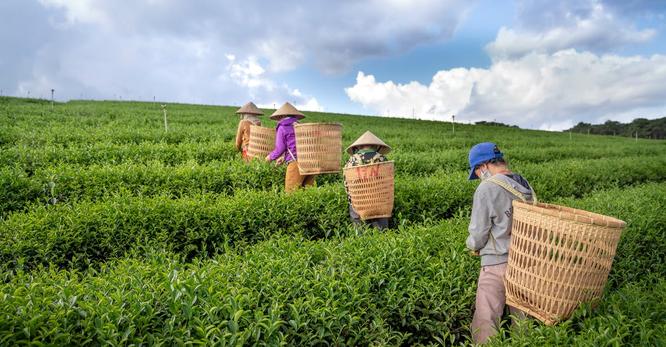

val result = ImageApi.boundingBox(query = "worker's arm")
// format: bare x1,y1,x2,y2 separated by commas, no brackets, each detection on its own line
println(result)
268,126,286,161
466,186,493,252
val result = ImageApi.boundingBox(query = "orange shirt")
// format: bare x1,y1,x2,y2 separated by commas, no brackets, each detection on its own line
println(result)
235,119,261,150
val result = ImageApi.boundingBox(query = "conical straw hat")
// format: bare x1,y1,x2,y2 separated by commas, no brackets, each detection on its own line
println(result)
270,102,305,120
236,102,264,115
346,131,391,154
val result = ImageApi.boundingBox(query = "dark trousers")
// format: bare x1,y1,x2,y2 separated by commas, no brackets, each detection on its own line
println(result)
349,205,389,230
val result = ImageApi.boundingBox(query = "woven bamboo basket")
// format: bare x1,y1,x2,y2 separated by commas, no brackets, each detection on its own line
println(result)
504,200,626,325
294,123,342,174
247,125,275,160
343,161,394,220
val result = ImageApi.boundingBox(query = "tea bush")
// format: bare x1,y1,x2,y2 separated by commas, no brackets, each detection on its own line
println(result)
4,157,666,272
0,141,238,168
2,153,664,216
2,97,665,345
0,183,663,345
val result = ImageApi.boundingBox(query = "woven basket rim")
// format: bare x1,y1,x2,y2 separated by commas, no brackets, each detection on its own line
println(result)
505,297,559,326
513,200,626,229
294,122,342,128
343,160,394,172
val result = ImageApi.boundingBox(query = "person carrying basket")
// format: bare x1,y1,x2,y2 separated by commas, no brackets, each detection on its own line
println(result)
265,102,316,192
344,131,392,230
466,142,535,344
234,102,264,162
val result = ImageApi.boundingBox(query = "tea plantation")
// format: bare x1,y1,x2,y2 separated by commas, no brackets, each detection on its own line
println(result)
1,97,664,345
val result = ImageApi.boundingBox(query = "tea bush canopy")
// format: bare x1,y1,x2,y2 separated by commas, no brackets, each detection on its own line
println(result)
0,97,664,345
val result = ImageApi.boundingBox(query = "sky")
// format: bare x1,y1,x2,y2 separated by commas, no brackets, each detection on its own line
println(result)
2,0,666,130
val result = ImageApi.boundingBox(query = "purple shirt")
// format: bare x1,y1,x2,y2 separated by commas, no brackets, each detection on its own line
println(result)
269,117,299,162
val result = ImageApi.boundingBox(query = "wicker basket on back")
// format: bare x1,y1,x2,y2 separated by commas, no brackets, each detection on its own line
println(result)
247,125,275,160
505,200,625,325
294,123,342,174
343,161,394,220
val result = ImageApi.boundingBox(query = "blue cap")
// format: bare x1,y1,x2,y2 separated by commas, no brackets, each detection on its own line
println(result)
468,142,503,180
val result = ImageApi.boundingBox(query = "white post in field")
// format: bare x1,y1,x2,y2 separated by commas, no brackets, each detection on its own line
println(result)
161,104,168,132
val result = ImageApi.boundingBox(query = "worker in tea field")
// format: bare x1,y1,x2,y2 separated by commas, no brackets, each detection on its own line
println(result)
466,142,535,344
344,131,391,230
235,102,264,162
265,102,316,192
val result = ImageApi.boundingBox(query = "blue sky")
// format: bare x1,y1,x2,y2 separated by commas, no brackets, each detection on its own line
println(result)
281,0,511,116
2,0,666,130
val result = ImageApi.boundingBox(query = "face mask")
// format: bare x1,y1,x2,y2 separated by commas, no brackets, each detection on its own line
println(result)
479,168,492,180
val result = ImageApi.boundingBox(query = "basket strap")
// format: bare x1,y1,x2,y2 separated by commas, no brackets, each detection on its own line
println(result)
286,147,296,162
484,176,537,256
485,177,519,255
532,187,538,204
486,176,537,204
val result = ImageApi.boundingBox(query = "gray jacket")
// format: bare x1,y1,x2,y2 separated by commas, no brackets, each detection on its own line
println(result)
466,173,534,266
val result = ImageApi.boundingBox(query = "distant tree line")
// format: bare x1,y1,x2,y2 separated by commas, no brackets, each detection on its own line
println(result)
567,117,666,139
475,121,519,128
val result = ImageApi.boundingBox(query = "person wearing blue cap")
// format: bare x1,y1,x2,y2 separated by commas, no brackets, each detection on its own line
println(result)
466,142,536,344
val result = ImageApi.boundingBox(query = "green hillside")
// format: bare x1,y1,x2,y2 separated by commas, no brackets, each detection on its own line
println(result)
1,97,664,345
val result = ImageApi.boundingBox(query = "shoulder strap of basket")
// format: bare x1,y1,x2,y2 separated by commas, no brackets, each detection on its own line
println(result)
486,176,538,204
470,176,516,256
286,147,296,162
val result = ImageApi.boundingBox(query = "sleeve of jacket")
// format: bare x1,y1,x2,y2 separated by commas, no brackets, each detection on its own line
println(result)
268,126,286,161
235,121,246,151
466,186,493,251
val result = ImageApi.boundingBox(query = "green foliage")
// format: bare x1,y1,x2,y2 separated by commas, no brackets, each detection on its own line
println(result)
2,152,664,217
0,183,664,345
0,219,476,345
475,120,519,128
4,156,665,272
1,97,665,345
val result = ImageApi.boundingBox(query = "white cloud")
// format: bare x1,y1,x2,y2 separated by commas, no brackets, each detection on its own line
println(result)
227,56,269,89
346,0,666,130
226,56,323,111
345,70,484,118
39,0,110,26
34,0,473,74
488,1,656,60
296,98,324,112
255,98,323,113
346,50,666,130
4,0,473,109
